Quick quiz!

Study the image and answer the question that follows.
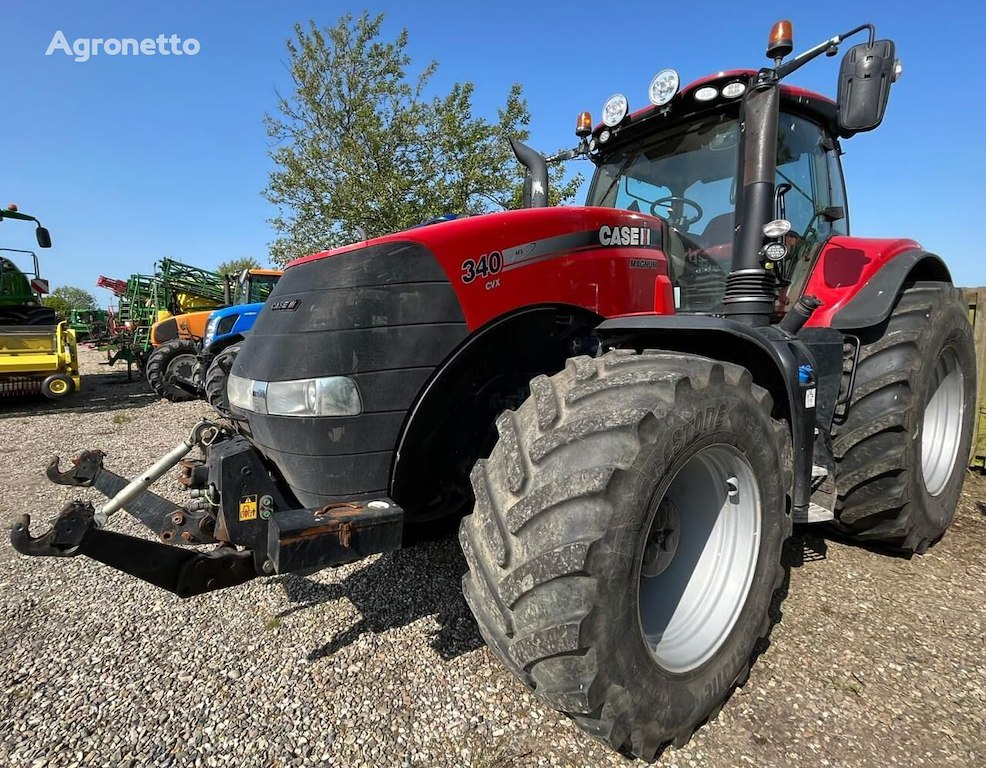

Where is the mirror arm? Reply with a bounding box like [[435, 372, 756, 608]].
[[775, 24, 875, 79], [546, 137, 590, 164], [545, 149, 576, 163]]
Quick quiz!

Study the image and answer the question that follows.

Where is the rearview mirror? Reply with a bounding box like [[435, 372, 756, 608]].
[[837, 40, 897, 136], [35, 226, 51, 248]]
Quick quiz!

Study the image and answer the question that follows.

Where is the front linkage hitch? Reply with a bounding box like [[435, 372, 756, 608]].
[[11, 421, 254, 597], [10, 421, 405, 597]]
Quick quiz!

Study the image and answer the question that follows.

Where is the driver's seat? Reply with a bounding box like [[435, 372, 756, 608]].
[[699, 213, 735, 248]]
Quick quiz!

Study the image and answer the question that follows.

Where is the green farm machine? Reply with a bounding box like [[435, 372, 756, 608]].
[[65, 308, 109, 341], [0, 205, 80, 399], [96, 259, 227, 377]]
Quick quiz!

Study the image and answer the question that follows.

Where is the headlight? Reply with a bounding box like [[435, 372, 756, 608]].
[[694, 86, 718, 102], [204, 317, 218, 346], [648, 69, 679, 106], [762, 219, 792, 238], [761, 242, 788, 262], [601, 93, 628, 127], [227, 374, 361, 417]]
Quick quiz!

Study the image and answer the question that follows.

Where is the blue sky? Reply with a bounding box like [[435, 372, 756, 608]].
[[2, 0, 983, 308]]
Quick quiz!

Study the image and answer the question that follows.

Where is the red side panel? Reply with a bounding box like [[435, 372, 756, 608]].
[[803, 236, 923, 327], [292, 207, 673, 331]]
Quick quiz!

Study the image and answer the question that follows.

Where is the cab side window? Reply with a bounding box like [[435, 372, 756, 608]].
[[776, 114, 833, 238], [778, 114, 850, 300]]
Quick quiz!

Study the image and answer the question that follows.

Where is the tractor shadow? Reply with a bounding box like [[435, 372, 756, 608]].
[[785, 528, 829, 566], [0, 361, 157, 418], [285, 529, 835, 668], [277, 536, 485, 662]]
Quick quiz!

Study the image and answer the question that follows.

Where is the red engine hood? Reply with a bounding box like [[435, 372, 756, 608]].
[[289, 207, 674, 328]]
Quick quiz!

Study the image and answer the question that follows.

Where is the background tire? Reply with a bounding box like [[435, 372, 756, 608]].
[[205, 343, 240, 416], [0, 306, 57, 325], [88, 321, 107, 341], [460, 351, 791, 761], [145, 339, 199, 402], [833, 283, 976, 553]]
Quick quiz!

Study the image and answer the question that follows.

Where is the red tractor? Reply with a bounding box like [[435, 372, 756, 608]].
[[13, 21, 975, 761]]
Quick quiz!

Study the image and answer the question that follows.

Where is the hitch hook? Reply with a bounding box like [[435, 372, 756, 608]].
[[46, 450, 106, 487], [10, 501, 96, 557]]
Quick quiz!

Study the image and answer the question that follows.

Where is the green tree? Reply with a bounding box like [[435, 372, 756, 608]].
[[217, 257, 263, 276], [42, 285, 97, 314], [42, 295, 70, 316], [264, 12, 581, 266]]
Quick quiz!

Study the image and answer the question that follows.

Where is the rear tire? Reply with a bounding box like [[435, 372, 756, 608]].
[[459, 351, 791, 760], [204, 343, 240, 416], [145, 339, 199, 402], [832, 283, 976, 553]]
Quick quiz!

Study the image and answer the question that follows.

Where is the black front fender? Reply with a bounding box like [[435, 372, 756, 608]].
[[594, 315, 821, 517]]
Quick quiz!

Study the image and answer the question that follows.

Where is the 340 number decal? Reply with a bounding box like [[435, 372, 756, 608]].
[[461, 251, 503, 284]]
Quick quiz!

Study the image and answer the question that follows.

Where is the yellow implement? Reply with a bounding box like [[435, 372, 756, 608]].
[[0, 321, 81, 399]]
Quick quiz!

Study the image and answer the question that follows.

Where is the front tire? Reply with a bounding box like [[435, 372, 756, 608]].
[[145, 339, 199, 402], [832, 283, 976, 553], [459, 351, 791, 760], [204, 343, 241, 416]]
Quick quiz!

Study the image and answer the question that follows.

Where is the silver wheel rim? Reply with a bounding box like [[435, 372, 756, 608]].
[[638, 444, 761, 673], [921, 346, 964, 497], [166, 354, 197, 383]]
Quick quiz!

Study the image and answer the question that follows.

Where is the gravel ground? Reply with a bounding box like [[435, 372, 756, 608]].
[[1, 347, 984, 768]]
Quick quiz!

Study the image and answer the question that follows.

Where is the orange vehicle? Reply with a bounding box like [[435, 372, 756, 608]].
[[145, 268, 281, 400]]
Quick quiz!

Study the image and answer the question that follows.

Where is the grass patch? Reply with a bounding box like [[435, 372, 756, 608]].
[[463, 736, 528, 768], [438, 729, 527, 768], [111, 412, 135, 425]]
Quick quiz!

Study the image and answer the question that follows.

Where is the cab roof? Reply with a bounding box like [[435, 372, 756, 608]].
[[591, 70, 838, 152]]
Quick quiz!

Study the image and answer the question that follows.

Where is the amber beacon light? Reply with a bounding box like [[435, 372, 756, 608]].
[[767, 19, 794, 60], [576, 111, 593, 137]]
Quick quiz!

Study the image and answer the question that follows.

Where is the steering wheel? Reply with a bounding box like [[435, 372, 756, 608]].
[[650, 196, 704, 230]]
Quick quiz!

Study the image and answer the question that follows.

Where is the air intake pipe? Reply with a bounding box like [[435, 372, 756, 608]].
[[724, 81, 780, 326]]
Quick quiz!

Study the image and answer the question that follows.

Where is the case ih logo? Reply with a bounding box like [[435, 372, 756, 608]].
[[598, 225, 652, 247], [270, 299, 301, 311]]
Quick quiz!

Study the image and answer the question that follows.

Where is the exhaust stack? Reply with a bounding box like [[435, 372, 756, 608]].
[[510, 139, 549, 208]]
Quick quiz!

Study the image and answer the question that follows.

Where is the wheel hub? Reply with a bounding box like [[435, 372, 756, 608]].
[[641, 499, 679, 577], [638, 444, 761, 673], [167, 355, 197, 383]]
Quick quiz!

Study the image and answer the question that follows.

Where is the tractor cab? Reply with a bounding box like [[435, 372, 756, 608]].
[[583, 76, 848, 314], [231, 268, 280, 306], [523, 20, 901, 326]]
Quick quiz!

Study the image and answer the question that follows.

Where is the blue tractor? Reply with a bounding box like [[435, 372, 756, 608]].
[[200, 268, 281, 414]]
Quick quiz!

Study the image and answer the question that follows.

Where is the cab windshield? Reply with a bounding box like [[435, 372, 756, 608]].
[[587, 112, 740, 311], [234, 273, 279, 305]]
